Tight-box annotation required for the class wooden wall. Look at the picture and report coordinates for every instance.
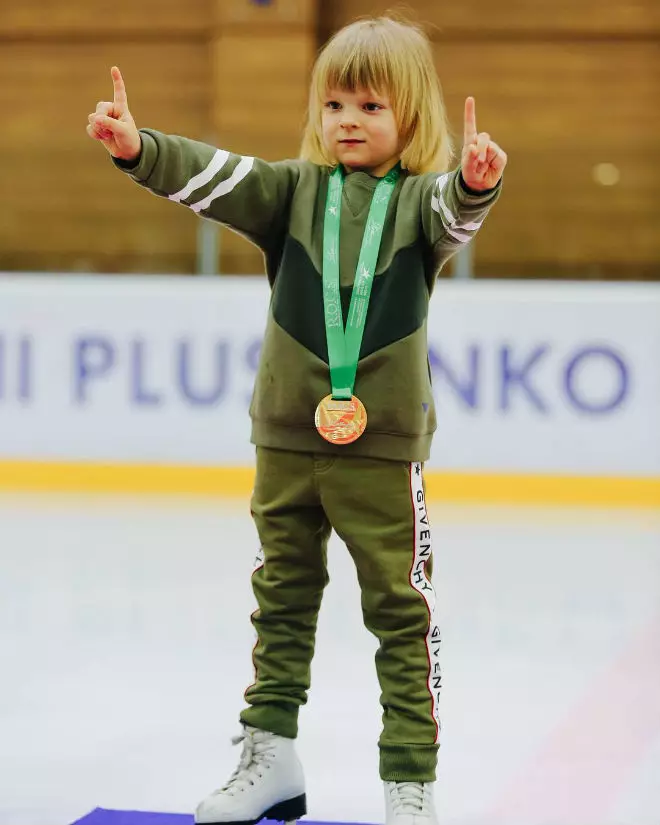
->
[1,0,658,279]
[0,0,316,275]
[321,0,660,279]
[212,0,317,274]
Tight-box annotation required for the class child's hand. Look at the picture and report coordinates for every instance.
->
[461,96,507,192]
[87,67,142,162]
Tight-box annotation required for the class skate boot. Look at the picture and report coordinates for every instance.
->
[195,725,306,825]
[384,781,438,825]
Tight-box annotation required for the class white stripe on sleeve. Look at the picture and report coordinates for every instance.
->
[446,226,473,243]
[430,172,486,244]
[169,149,230,203]
[189,156,255,214]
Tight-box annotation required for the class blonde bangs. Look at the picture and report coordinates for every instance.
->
[300,17,453,175]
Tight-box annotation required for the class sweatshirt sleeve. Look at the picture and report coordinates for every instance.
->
[421,167,501,264]
[112,128,302,250]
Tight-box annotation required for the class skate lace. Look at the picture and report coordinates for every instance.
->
[389,782,432,814]
[212,728,277,796]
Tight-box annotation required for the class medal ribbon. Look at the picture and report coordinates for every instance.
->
[322,164,399,400]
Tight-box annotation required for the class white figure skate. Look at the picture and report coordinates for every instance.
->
[384,781,438,825]
[195,726,306,825]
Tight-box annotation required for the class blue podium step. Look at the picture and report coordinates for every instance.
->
[72,809,374,825]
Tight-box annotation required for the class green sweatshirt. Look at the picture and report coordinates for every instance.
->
[115,129,501,461]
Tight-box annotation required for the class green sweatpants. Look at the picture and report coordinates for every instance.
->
[240,447,441,781]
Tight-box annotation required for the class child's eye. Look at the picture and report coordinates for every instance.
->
[324,101,341,111]
[364,102,383,112]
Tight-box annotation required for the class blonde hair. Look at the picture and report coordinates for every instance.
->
[300,16,453,175]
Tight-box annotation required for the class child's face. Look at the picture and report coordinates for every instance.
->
[322,86,401,177]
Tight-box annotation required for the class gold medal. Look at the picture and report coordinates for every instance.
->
[315,394,367,445]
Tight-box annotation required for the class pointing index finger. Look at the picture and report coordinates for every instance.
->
[464,96,477,146]
[111,66,128,113]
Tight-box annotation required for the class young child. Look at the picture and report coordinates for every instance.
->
[87,15,506,825]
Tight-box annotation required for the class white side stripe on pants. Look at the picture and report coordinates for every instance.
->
[409,461,441,743]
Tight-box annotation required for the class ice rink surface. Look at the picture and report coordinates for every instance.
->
[1,493,659,825]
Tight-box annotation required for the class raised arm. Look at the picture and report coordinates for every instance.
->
[87,67,300,248]
[422,96,507,262]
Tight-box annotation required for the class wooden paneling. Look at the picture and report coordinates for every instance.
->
[321,0,660,37]
[211,34,312,156]
[211,28,315,275]
[0,41,210,274]
[0,0,317,276]
[1,0,658,278]
[0,0,211,37]
[214,0,315,28]
[316,3,660,278]
[434,41,660,276]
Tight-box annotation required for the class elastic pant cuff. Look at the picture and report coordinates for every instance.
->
[239,704,298,739]
[380,743,439,782]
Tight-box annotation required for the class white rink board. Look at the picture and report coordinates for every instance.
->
[0,274,658,476]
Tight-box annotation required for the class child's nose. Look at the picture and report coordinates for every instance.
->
[339,110,359,128]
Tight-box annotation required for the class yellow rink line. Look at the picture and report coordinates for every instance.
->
[0,460,658,508]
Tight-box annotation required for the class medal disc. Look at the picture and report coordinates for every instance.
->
[315,394,367,445]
